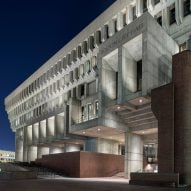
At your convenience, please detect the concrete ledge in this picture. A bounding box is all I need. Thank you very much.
[129,173,179,187]
[0,171,37,180]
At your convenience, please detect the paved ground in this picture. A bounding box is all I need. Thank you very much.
[0,177,190,191]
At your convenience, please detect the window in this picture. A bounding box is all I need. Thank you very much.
[81,106,85,121]
[143,0,148,12]
[137,60,142,91]
[184,0,191,17]
[179,42,187,52]
[132,6,137,20]
[169,4,176,25]
[80,84,85,97]
[104,24,109,39]
[114,19,118,33]
[88,104,93,119]
[154,0,160,5]
[123,13,126,26]
[95,101,99,116]
[87,80,96,96]
[85,60,91,73]
[156,12,162,26]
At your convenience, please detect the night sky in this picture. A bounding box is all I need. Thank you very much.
[0,0,116,151]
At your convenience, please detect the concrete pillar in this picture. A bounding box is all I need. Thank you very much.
[101,25,108,42]
[147,0,154,12]
[108,20,115,37]
[55,113,65,136]
[122,47,137,93]
[175,0,181,25]
[126,6,133,24]
[23,146,28,162]
[32,123,39,143]
[39,120,46,140]
[27,146,37,162]
[162,6,169,29]
[37,147,49,159]
[117,12,123,31]
[26,125,32,145]
[125,132,143,178]
[178,0,184,23]
[136,0,143,17]
[47,116,55,137]
[15,129,24,162]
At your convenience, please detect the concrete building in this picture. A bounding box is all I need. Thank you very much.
[0,150,15,163]
[4,0,191,185]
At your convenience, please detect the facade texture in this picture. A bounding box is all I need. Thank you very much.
[4,0,191,185]
[0,150,15,163]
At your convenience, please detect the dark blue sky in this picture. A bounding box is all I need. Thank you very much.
[0,0,116,151]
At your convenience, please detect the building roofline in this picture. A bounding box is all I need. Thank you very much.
[5,0,131,102]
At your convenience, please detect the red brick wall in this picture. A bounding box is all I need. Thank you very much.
[36,151,124,178]
[80,152,124,178]
[151,83,174,173]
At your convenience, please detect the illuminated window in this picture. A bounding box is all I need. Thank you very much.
[179,42,187,52]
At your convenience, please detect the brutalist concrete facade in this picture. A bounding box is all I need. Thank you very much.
[4,0,191,184]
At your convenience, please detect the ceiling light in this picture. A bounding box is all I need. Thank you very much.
[139,99,143,103]
[97,128,101,132]
[82,131,86,134]
[117,106,120,110]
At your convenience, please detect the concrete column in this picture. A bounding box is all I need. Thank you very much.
[122,47,137,93]
[15,129,24,162]
[55,113,65,137]
[136,0,143,17]
[37,147,50,159]
[162,7,169,29]
[178,0,184,23]
[47,116,55,137]
[126,6,133,24]
[147,0,154,12]
[125,132,143,178]
[26,125,32,145]
[108,20,115,37]
[101,25,108,42]
[39,120,46,140]
[23,146,28,162]
[32,123,39,143]
[27,146,37,162]
[175,0,181,25]
[118,46,123,103]
[117,12,123,31]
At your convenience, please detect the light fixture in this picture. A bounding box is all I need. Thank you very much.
[97,128,101,132]
[142,131,145,134]
[117,106,120,110]
[82,131,86,134]
[139,99,143,104]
